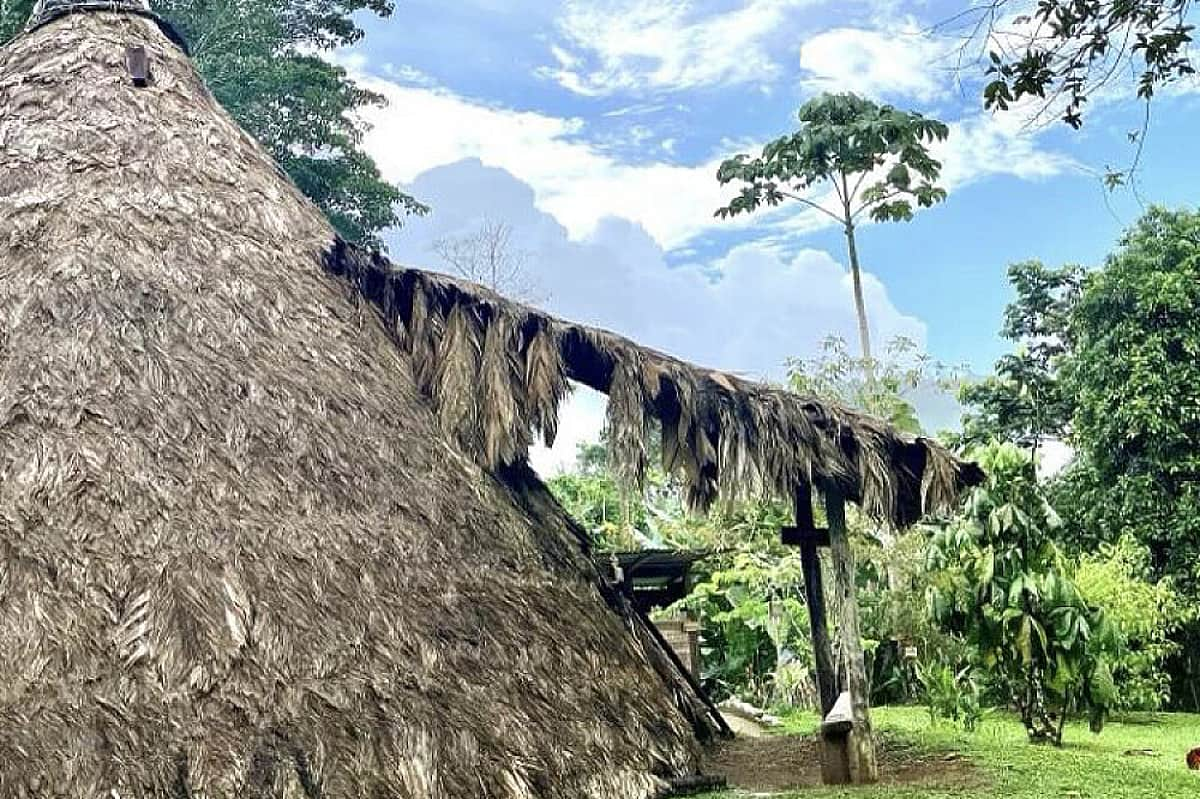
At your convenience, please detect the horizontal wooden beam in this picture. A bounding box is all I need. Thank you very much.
[780,526,830,548]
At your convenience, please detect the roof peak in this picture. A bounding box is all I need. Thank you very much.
[26,0,189,52]
[32,0,149,22]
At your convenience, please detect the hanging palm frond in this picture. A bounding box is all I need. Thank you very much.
[326,241,984,529]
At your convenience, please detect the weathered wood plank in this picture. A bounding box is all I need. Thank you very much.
[824,487,879,785]
[125,45,149,86]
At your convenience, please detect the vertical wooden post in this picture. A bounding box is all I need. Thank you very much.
[823,487,879,784]
[794,483,838,717]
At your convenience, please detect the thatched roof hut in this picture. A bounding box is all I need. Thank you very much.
[0,5,981,797]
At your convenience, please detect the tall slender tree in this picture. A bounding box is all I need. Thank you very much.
[716,93,948,376]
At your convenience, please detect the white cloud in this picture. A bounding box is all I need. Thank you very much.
[799,25,950,101]
[343,68,734,249]
[346,64,1072,253]
[392,158,931,370]
[529,387,608,476]
[542,0,812,96]
[936,113,1078,186]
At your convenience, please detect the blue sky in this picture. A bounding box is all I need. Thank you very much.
[334,0,1199,469]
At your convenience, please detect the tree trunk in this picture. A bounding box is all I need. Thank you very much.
[842,214,903,689]
[842,221,874,379]
[824,487,879,784]
[1018,669,1058,744]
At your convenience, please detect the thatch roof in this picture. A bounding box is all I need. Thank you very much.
[0,10,718,797]
[326,244,983,528]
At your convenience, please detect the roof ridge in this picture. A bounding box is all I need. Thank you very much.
[325,239,984,527]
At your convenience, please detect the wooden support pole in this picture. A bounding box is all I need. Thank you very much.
[823,487,879,784]
[794,482,838,718]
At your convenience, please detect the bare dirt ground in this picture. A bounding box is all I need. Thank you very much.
[702,732,983,793]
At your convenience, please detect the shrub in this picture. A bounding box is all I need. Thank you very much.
[916,659,984,732]
[1074,536,1194,711]
[926,442,1122,744]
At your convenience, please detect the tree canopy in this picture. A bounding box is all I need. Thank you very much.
[1061,207,1200,590]
[959,260,1083,449]
[716,93,949,228]
[962,208,1200,592]
[952,0,1196,128]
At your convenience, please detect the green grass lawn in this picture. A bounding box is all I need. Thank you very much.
[703,706,1199,798]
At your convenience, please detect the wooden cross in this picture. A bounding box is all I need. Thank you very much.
[782,482,879,786]
[780,481,837,718]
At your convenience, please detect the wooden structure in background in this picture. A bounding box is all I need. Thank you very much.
[612,550,704,676]
[611,549,708,680]
[608,550,733,740]
[612,550,708,614]
[655,615,702,679]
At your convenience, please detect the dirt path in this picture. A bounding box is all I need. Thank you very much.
[703,732,982,793]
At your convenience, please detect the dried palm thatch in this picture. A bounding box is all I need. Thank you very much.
[327,245,983,529]
[0,11,719,797]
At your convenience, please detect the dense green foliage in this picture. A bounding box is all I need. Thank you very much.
[1056,209,1200,709]
[1074,536,1193,711]
[1061,208,1200,589]
[958,261,1082,449]
[547,441,648,550]
[0,0,425,248]
[678,524,810,706]
[927,443,1120,744]
[961,208,1200,711]
[164,0,427,248]
[968,1,1196,129]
